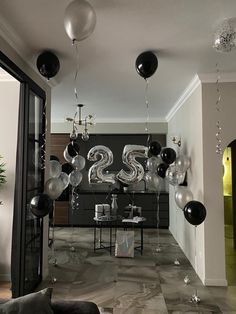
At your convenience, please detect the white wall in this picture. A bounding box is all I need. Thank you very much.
[0,79,20,281]
[168,84,206,283]
[168,79,236,286]
[202,82,236,286]
[0,35,51,279]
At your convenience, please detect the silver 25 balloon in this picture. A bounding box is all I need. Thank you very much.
[116,145,148,185]
[87,145,116,184]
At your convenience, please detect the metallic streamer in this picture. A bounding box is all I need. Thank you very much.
[144,79,150,133]
[215,64,222,155]
[40,105,47,169]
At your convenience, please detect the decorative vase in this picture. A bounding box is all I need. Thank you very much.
[111,194,118,217]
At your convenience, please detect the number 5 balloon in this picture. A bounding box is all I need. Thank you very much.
[117,145,148,185]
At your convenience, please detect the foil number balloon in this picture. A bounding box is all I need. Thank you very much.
[87,145,116,184]
[117,145,148,185]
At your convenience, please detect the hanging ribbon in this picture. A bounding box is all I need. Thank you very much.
[215,63,222,155]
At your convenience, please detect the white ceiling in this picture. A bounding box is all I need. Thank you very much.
[1,0,236,123]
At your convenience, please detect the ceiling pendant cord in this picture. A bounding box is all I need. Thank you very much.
[215,63,222,155]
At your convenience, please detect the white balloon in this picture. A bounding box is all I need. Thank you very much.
[144,171,163,192]
[64,0,96,42]
[175,155,191,173]
[72,155,86,171]
[166,166,185,186]
[49,160,62,178]
[44,177,64,200]
[175,186,193,209]
[146,156,161,173]
[59,172,70,190]
[69,170,83,187]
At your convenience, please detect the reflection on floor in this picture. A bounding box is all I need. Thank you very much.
[225,224,236,285]
[0,281,11,299]
[38,227,236,313]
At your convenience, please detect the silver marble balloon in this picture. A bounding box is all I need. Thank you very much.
[69,170,83,187]
[64,0,96,42]
[146,156,161,173]
[175,155,191,173]
[87,145,116,184]
[166,166,185,186]
[44,177,64,200]
[49,160,62,178]
[213,18,236,53]
[117,145,148,185]
[144,171,163,192]
[72,155,86,171]
[175,186,193,209]
[59,172,70,190]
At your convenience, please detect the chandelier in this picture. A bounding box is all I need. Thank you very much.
[66,104,94,141]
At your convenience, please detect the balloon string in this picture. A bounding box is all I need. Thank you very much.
[156,192,160,249]
[145,78,150,133]
[40,104,47,170]
[73,41,79,103]
[215,63,222,155]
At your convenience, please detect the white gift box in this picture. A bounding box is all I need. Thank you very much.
[115,230,134,258]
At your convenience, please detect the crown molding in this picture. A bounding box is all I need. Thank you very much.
[198,72,236,83]
[51,117,167,124]
[0,12,29,59]
[165,74,201,122]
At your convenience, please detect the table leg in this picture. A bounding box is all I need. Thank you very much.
[99,223,102,248]
[110,225,112,255]
[141,223,143,255]
[94,225,96,252]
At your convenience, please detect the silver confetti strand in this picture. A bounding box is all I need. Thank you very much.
[40,105,47,169]
[144,78,150,133]
[215,64,222,155]
[73,41,79,102]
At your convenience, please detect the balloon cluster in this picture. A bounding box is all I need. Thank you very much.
[30,158,69,218]
[144,141,188,191]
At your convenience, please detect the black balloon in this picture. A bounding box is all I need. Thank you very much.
[62,162,74,175]
[67,141,80,157]
[149,141,161,156]
[37,51,60,80]
[157,163,169,178]
[161,148,176,165]
[50,155,60,162]
[183,201,207,226]
[135,51,158,79]
[30,193,53,218]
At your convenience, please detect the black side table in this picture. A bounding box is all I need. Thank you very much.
[93,216,118,255]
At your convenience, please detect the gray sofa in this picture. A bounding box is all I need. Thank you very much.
[51,300,100,314]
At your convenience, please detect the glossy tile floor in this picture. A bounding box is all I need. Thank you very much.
[38,227,236,313]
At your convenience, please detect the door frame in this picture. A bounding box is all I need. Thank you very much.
[0,51,46,297]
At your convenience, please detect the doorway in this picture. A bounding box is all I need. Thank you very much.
[0,52,46,297]
[223,142,236,285]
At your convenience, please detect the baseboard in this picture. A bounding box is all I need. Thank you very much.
[204,278,228,286]
[0,274,11,281]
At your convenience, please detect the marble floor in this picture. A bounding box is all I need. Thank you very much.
[37,227,236,313]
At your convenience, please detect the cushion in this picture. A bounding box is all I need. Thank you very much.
[0,288,53,314]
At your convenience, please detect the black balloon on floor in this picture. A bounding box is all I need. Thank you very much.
[37,51,60,80]
[135,51,158,79]
[160,148,176,164]
[183,201,207,226]
[157,163,169,178]
[30,193,53,218]
[148,141,161,156]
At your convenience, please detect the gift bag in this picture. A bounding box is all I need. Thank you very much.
[115,230,134,258]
